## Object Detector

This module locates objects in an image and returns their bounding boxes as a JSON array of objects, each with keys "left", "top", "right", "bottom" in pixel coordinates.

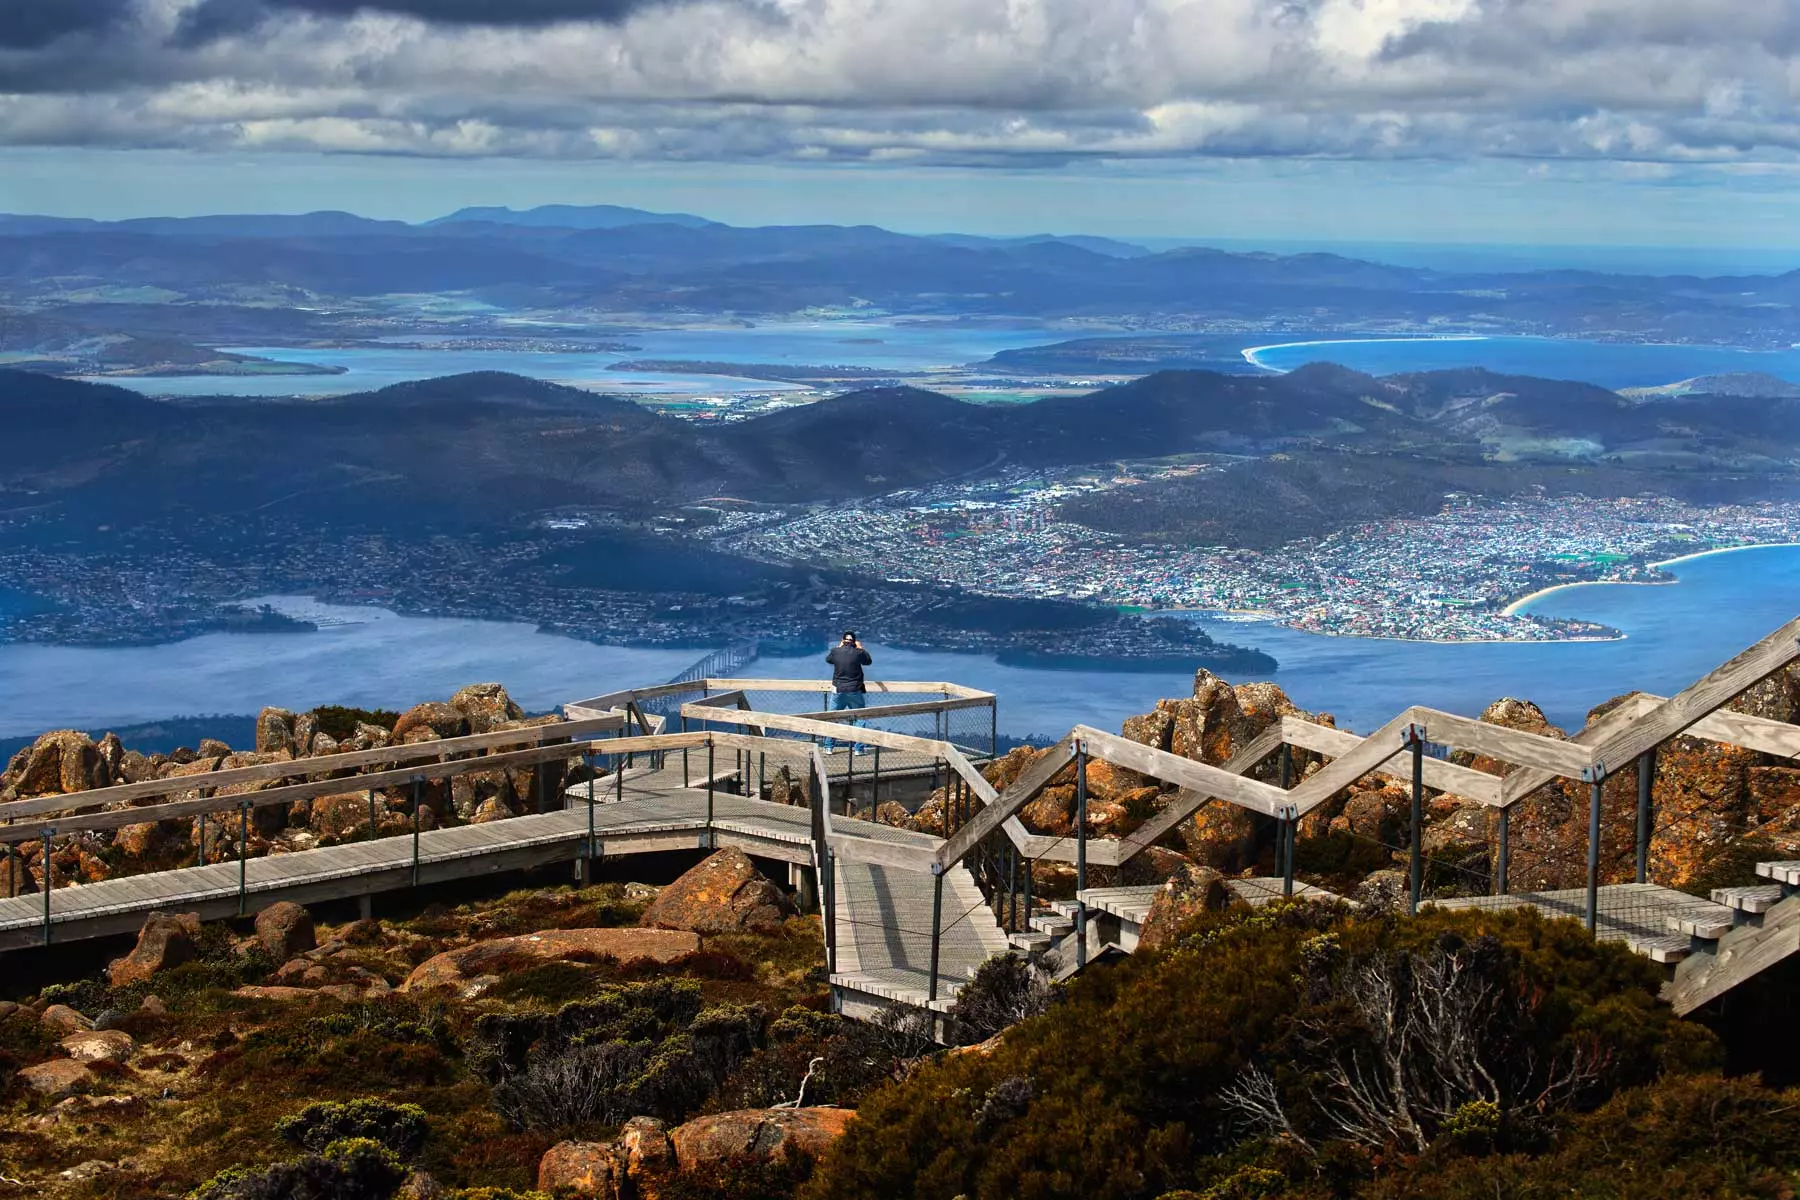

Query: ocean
[{"left": 1, "top": 547, "right": 1794, "bottom": 745}]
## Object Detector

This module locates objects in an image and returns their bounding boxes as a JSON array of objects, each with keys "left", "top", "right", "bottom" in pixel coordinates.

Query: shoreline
[
  {"left": 1502, "top": 542, "right": 1800, "bottom": 616},
  {"left": 1240, "top": 334, "right": 1490, "bottom": 371}
]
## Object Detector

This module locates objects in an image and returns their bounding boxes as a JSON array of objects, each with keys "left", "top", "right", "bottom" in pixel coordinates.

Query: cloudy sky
[{"left": 3, "top": 0, "right": 1799, "bottom": 248}]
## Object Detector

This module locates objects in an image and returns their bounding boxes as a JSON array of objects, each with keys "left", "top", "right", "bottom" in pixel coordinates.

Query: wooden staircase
[{"left": 1666, "top": 861, "right": 1800, "bottom": 1015}]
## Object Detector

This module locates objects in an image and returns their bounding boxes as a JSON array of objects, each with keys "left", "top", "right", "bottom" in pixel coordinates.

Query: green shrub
[
  {"left": 187, "top": 1137, "right": 405, "bottom": 1200},
  {"left": 802, "top": 906, "right": 1721, "bottom": 1200},
  {"left": 277, "top": 1097, "right": 431, "bottom": 1160}
]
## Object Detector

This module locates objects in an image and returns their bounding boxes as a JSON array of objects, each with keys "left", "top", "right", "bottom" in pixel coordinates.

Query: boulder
[
  {"left": 450, "top": 683, "right": 526, "bottom": 734},
  {"left": 308, "top": 792, "right": 379, "bottom": 842},
  {"left": 1135, "top": 864, "right": 1229, "bottom": 952},
  {"left": 13, "top": 731, "right": 99, "bottom": 797},
  {"left": 669, "top": 1107, "right": 855, "bottom": 1173},
  {"left": 470, "top": 795, "right": 514, "bottom": 824},
  {"left": 872, "top": 801, "right": 912, "bottom": 828},
  {"left": 40, "top": 1004, "right": 93, "bottom": 1035},
  {"left": 197, "top": 738, "right": 233, "bottom": 760},
  {"left": 17, "top": 1059, "right": 95, "bottom": 1097},
  {"left": 391, "top": 702, "right": 470, "bottom": 745},
  {"left": 537, "top": 1140, "right": 626, "bottom": 1199},
  {"left": 355, "top": 722, "right": 393, "bottom": 750},
  {"left": 255, "top": 708, "right": 296, "bottom": 754},
  {"left": 61, "top": 1030, "right": 134, "bottom": 1065},
  {"left": 253, "top": 902, "right": 316, "bottom": 960},
  {"left": 106, "top": 911, "right": 202, "bottom": 988},
  {"left": 1353, "top": 868, "right": 1411, "bottom": 913},
  {"left": 95, "top": 732, "right": 125, "bottom": 785},
  {"left": 291, "top": 712, "right": 320, "bottom": 758},
  {"left": 639, "top": 847, "right": 795, "bottom": 935},
  {"left": 619, "top": 1115, "right": 674, "bottom": 1180},
  {"left": 401, "top": 927, "right": 700, "bottom": 993}
]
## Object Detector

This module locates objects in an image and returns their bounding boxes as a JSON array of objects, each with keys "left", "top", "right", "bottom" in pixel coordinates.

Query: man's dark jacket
[{"left": 825, "top": 644, "right": 873, "bottom": 693}]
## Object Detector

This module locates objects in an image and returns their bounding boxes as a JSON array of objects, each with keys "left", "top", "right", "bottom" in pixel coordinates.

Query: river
[{"left": 1, "top": 546, "right": 1794, "bottom": 744}]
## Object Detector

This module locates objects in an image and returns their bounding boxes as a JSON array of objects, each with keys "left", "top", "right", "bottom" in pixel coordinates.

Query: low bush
[
  {"left": 277, "top": 1098, "right": 431, "bottom": 1160},
  {"left": 188, "top": 1137, "right": 406, "bottom": 1200}
]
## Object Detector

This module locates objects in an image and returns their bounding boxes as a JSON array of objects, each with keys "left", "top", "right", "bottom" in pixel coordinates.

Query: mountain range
[{"left": 3, "top": 365, "right": 1796, "bottom": 545}]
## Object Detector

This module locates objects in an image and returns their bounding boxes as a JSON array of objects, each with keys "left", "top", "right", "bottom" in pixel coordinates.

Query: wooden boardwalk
[{"left": 0, "top": 763, "right": 1007, "bottom": 1012}]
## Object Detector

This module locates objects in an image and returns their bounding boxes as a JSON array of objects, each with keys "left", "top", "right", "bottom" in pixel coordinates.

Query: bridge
[{"left": 0, "top": 616, "right": 1798, "bottom": 1025}]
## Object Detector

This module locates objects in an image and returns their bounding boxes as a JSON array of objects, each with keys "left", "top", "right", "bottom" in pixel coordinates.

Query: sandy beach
[{"left": 1240, "top": 334, "right": 1489, "bottom": 371}]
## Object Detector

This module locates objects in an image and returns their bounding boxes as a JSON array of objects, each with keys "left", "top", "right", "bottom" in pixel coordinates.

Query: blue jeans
[{"left": 829, "top": 691, "right": 866, "bottom": 750}]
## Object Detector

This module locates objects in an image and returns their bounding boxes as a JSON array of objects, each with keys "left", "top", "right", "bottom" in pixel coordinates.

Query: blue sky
[{"left": 4, "top": 0, "right": 1800, "bottom": 258}]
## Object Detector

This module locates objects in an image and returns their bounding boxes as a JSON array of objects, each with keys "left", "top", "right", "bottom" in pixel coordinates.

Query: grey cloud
[
  {"left": 174, "top": 0, "right": 692, "bottom": 44},
  {"left": 0, "top": 0, "right": 134, "bottom": 49}
]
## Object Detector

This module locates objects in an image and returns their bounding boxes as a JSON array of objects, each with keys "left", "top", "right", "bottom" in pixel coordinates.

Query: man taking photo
[{"left": 824, "top": 631, "right": 872, "bottom": 752}]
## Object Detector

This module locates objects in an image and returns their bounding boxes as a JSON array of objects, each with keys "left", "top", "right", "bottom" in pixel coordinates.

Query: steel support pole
[
  {"left": 586, "top": 753, "right": 597, "bottom": 866},
  {"left": 197, "top": 811, "right": 206, "bottom": 867},
  {"left": 1075, "top": 744, "right": 1089, "bottom": 969},
  {"left": 706, "top": 741, "right": 715, "bottom": 834},
  {"left": 1409, "top": 732, "right": 1424, "bottom": 916},
  {"left": 1586, "top": 778, "right": 1603, "bottom": 934},
  {"left": 990, "top": 700, "right": 998, "bottom": 760},
  {"left": 1496, "top": 807, "right": 1510, "bottom": 896},
  {"left": 1282, "top": 811, "right": 1296, "bottom": 898},
  {"left": 367, "top": 788, "right": 376, "bottom": 839},
  {"left": 411, "top": 777, "right": 423, "bottom": 887},
  {"left": 872, "top": 745, "right": 881, "bottom": 810},
  {"left": 41, "top": 828, "right": 53, "bottom": 945},
  {"left": 927, "top": 869, "right": 944, "bottom": 1003},
  {"left": 1635, "top": 750, "right": 1655, "bottom": 884},
  {"left": 238, "top": 802, "right": 249, "bottom": 915},
  {"left": 1022, "top": 846, "right": 1033, "bottom": 927},
  {"left": 681, "top": 714, "right": 690, "bottom": 786},
  {"left": 823, "top": 848, "right": 837, "bottom": 975}
]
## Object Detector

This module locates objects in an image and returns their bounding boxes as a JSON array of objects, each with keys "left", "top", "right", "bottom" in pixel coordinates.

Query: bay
[
  {"left": 1246, "top": 335, "right": 1800, "bottom": 389},
  {"left": 1, "top": 547, "right": 1793, "bottom": 745},
  {"left": 89, "top": 321, "right": 1063, "bottom": 399}
]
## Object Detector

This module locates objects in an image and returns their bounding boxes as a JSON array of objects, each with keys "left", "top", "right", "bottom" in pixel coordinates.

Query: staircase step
[
  {"left": 1009, "top": 931, "right": 1051, "bottom": 953},
  {"left": 1713, "top": 884, "right": 1786, "bottom": 915},
  {"left": 1627, "top": 933, "right": 1693, "bottom": 964},
  {"left": 1755, "top": 861, "right": 1800, "bottom": 887},
  {"left": 1663, "top": 910, "right": 1735, "bottom": 949},
  {"left": 1030, "top": 915, "right": 1074, "bottom": 937}
]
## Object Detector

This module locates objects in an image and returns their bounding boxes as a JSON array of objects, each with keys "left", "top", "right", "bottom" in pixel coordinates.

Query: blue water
[
  {"left": 1247, "top": 335, "right": 1800, "bottom": 390},
  {"left": 87, "top": 321, "right": 1062, "bottom": 399},
  {"left": 1, "top": 548, "right": 1793, "bottom": 743}
]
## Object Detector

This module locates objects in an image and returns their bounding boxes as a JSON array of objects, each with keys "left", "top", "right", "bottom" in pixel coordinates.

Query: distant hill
[
  {"left": 427, "top": 204, "right": 719, "bottom": 230},
  {"left": 1622, "top": 371, "right": 1800, "bottom": 400},
  {"left": 927, "top": 232, "right": 1153, "bottom": 258}
]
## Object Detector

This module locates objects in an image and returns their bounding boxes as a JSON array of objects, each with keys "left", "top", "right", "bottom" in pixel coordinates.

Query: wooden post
[
  {"left": 1586, "top": 777, "right": 1604, "bottom": 934},
  {"left": 941, "top": 761, "right": 950, "bottom": 839},
  {"left": 1279, "top": 744, "right": 1292, "bottom": 790},
  {"left": 1075, "top": 742, "right": 1089, "bottom": 969},
  {"left": 927, "top": 869, "right": 944, "bottom": 1003},
  {"left": 1495, "top": 807, "right": 1510, "bottom": 896},
  {"left": 1409, "top": 729, "right": 1424, "bottom": 916},
  {"left": 1635, "top": 750, "right": 1655, "bottom": 884},
  {"left": 238, "top": 801, "right": 249, "bottom": 915}
]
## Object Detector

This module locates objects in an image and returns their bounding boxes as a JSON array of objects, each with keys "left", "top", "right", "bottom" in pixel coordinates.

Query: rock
[
  {"left": 311, "top": 731, "right": 339, "bottom": 757},
  {"left": 1135, "top": 864, "right": 1229, "bottom": 952},
  {"left": 40, "top": 1005, "right": 93, "bottom": 1035},
  {"left": 471, "top": 795, "right": 514, "bottom": 824},
  {"left": 255, "top": 708, "right": 296, "bottom": 755},
  {"left": 291, "top": 712, "right": 320, "bottom": 758},
  {"left": 254, "top": 902, "right": 316, "bottom": 960},
  {"left": 355, "top": 722, "right": 392, "bottom": 750},
  {"left": 400, "top": 927, "right": 700, "bottom": 993},
  {"left": 231, "top": 985, "right": 319, "bottom": 1002},
  {"left": 1176, "top": 800, "right": 1262, "bottom": 873},
  {"left": 391, "top": 702, "right": 470, "bottom": 745},
  {"left": 1116, "top": 844, "right": 1193, "bottom": 887},
  {"left": 872, "top": 801, "right": 912, "bottom": 828},
  {"left": 95, "top": 733, "right": 125, "bottom": 785},
  {"left": 61, "top": 1030, "right": 134, "bottom": 1064},
  {"left": 639, "top": 847, "right": 796, "bottom": 935},
  {"left": 138, "top": 996, "right": 168, "bottom": 1016},
  {"left": 395, "top": 1172, "right": 447, "bottom": 1200},
  {"left": 106, "top": 911, "right": 202, "bottom": 988},
  {"left": 669, "top": 1108, "right": 855, "bottom": 1173},
  {"left": 537, "top": 1140, "right": 626, "bottom": 1198},
  {"left": 450, "top": 683, "right": 526, "bottom": 734},
  {"left": 118, "top": 750, "right": 156, "bottom": 784},
  {"left": 619, "top": 1115, "right": 674, "bottom": 1180},
  {"left": 14, "top": 731, "right": 99, "bottom": 797},
  {"left": 308, "top": 792, "right": 379, "bottom": 842},
  {"left": 197, "top": 738, "right": 233, "bottom": 760},
  {"left": 1353, "top": 868, "right": 1411, "bottom": 913},
  {"left": 17, "top": 1059, "right": 95, "bottom": 1097}
]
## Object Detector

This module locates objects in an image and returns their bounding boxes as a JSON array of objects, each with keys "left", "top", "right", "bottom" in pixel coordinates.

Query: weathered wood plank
[
  {"left": 0, "top": 716, "right": 625, "bottom": 823},
  {"left": 1497, "top": 693, "right": 1659, "bottom": 807},
  {"left": 1281, "top": 716, "right": 1504, "bottom": 805},
  {"left": 935, "top": 735, "right": 1076, "bottom": 870},
  {"left": 1667, "top": 892, "right": 1800, "bottom": 1014},
  {"left": 1595, "top": 615, "right": 1800, "bottom": 775},
  {"left": 1680, "top": 706, "right": 1800, "bottom": 760},
  {"left": 1074, "top": 727, "right": 1291, "bottom": 818},
  {"left": 1112, "top": 724, "right": 1289, "bottom": 863}
]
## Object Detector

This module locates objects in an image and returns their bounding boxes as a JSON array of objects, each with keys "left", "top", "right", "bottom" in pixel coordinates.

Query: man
[{"left": 824, "top": 631, "right": 872, "bottom": 752}]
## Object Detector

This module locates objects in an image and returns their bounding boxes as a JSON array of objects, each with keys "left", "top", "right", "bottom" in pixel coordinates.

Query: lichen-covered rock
[
  {"left": 619, "top": 1115, "right": 674, "bottom": 1181},
  {"left": 13, "top": 730, "right": 101, "bottom": 796},
  {"left": 291, "top": 711, "right": 320, "bottom": 758},
  {"left": 254, "top": 901, "right": 316, "bottom": 960},
  {"left": 308, "top": 792, "right": 380, "bottom": 842},
  {"left": 537, "top": 1139, "right": 626, "bottom": 1198},
  {"left": 17, "top": 1058, "right": 95, "bottom": 1097},
  {"left": 668, "top": 1107, "right": 855, "bottom": 1173},
  {"left": 450, "top": 683, "right": 526, "bottom": 733},
  {"left": 401, "top": 927, "right": 699, "bottom": 993},
  {"left": 255, "top": 707, "right": 296, "bottom": 754},
  {"left": 1135, "top": 863, "right": 1228, "bottom": 952},
  {"left": 106, "top": 911, "right": 202, "bottom": 988},
  {"left": 61, "top": 1029, "right": 134, "bottom": 1064},
  {"left": 391, "top": 702, "right": 470, "bottom": 745},
  {"left": 639, "top": 847, "right": 795, "bottom": 935},
  {"left": 1353, "top": 868, "right": 1411, "bottom": 912},
  {"left": 40, "top": 1004, "right": 93, "bottom": 1035}
]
